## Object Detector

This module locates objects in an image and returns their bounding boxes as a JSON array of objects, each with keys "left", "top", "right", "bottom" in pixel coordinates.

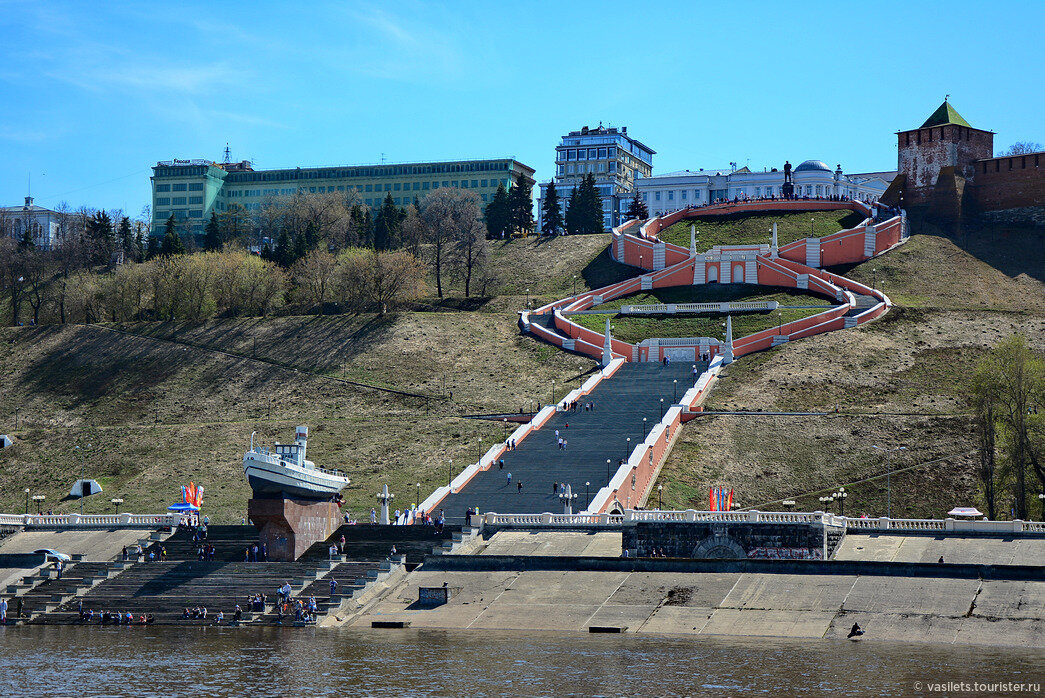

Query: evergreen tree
[
  {"left": 133, "top": 222, "right": 146, "bottom": 262},
  {"left": 274, "top": 228, "right": 294, "bottom": 267},
  {"left": 564, "top": 188, "right": 582, "bottom": 236},
  {"left": 160, "top": 214, "right": 186, "bottom": 256},
  {"left": 373, "top": 193, "right": 401, "bottom": 250},
  {"left": 540, "top": 181, "right": 563, "bottom": 236},
  {"left": 484, "top": 183, "right": 510, "bottom": 239},
  {"left": 625, "top": 194, "right": 649, "bottom": 221},
  {"left": 117, "top": 216, "right": 134, "bottom": 260},
  {"left": 292, "top": 229, "right": 308, "bottom": 260},
  {"left": 576, "top": 173, "right": 604, "bottom": 234},
  {"left": 304, "top": 219, "right": 319, "bottom": 252},
  {"left": 203, "top": 212, "right": 223, "bottom": 251},
  {"left": 18, "top": 225, "right": 34, "bottom": 250},
  {"left": 87, "top": 209, "right": 116, "bottom": 263},
  {"left": 507, "top": 174, "right": 534, "bottom": 235},
  {"left": 145, "top": 235, "right": 161, "bottom": 260}
]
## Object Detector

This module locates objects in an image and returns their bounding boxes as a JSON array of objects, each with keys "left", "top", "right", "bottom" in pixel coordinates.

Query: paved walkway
[{"left": 440, "top": 361, "right": 705, "bottom": 523}]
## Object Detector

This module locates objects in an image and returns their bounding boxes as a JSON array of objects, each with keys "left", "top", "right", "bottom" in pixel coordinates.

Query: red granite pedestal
[{"left": 247, "top": 498, "right": 342, "bottom": 561}]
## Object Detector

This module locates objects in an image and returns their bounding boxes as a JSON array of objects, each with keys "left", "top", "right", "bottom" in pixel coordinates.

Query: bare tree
[
  {"left": 999, "top": 142, "right": 1044, "bottom": 156},
  {"left": 292, "top": 249, "right": 337, "bottom": 314},
  {"left": 452, "top": 194, "right": 489, "bottom": 298},
  {"left": 367, "top": 249, "right": 426, "bottom": 315},
  {"left": 417, "top": 189, "right": 480, "bottom": 298}
]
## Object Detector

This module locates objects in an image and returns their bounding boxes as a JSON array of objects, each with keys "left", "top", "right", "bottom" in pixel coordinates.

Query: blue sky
[{"left": 1, "top": 0, "right": 1042, "bottom": 217}]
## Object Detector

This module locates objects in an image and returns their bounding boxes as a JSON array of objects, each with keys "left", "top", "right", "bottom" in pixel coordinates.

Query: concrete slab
[
  {"left": 824, "top": 612, "right": 962, "bottom": 644},
  {"left": 843, "top": 576, "right": 978, "bottom": 617},
  {"left": 480, "top": 531, "right": 620, "bottom": 557},
  {"left": 955, "top": 617, "right": 1045, "bottom": 647},
  {"left": 636, "top": 605, "right": 715, "bottom": 635},
  {"left": 606, "top": 572, "right": 740, "bottom": 608},
  {"left": 720, "top": 574, "right": 858, "bottom": 612},
  {"left": 972, "top": 580, "right": 1045, "bottom": 620},
  {"left": 500, "top": 570, "right": 629, "bottom": 605},
  {"left": 585, "top": 604, "right": 659, "bottom": 631},
  {"left": 467, "top": 603, "right": 604, "bottom": 631},
  {"left": 701, "top": 608, "right": 836, "bottom": 639},
  {"left": 1013, "top": 540, "right": 1045, "bottom": 567},
  {"left": 578, "top": 532, "right": 623, "bottom": 557},
  {"left": 833, "top": 534, "right": 904, "bottom": 562}
]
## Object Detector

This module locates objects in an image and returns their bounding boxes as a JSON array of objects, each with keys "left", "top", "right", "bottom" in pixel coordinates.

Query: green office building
[{"left": 150, "top": 156, "right": 536, "bottom": 235}]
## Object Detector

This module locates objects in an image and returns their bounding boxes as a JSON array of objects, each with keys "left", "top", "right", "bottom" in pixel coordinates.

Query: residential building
[
  {"left": 538, "top": 125, "right": 655, "bottom": 231},
  {"left": 627, "top": 161, "right": 893, "bottom": 218},
  {"left": 0, "top": 196, "right": 63, "bottom": 249},
  {"left": 150, "top": 156, "right": 536, "bottom": 236}
]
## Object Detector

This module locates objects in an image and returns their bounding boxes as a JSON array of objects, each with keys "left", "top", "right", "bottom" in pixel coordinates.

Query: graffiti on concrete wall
[{"left": 747, "top": 547, "right": 823, "bottom": 560}]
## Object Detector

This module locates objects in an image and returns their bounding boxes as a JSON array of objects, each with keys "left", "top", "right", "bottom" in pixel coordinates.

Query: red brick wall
[
  {"left": 970, "top": 153, "right": 1045, "bottom": 211},
  {"left": 897, "top": 126, "right": 993, "bottom": 204}
]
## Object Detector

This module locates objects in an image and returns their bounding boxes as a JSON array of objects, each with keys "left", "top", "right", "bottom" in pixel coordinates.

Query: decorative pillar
[
  {"left": 770, "top": 222, "right": 779, "bottom": 258},
  {"left": 723, "top": 315, "right": 734, "bottom": 364},
  {"left": 602, "top": 316, "right": 614, "bottom": 367},
  {"left": 377, "top": 484, "right": 394, "bottom": 525}
]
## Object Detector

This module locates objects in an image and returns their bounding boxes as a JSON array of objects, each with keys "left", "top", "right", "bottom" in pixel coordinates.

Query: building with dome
[{"left": 626, "top": 160, "right": 892, "bottom": 218}]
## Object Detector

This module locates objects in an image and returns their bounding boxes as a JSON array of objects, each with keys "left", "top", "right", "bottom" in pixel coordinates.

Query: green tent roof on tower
[{"left": 920, "top": 101, "right": 972, "bottom": 128}]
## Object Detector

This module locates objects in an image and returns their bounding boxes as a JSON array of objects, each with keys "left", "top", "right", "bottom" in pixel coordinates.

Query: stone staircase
[
  {"left": 14, "top": 561, "right": 126, "bottom": 621},
  {"left": 143, "top": 525, "right": 260, "bottom": 562},
  {"left": 825, "top": 526, "right": 846, "bottom": 559},
  {"left": 41, "top": 560, "right": 333, "bottom": 625},
  {"left": 298, "top": 524, "right": 463, "bottom": 564}
]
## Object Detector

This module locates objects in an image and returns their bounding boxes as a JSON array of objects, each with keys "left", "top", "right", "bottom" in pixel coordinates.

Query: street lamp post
[
  {"left": 526, "top": 287, "right": 530, "bottom": 308},
  {"left": 673, "top": 379, "right": 678, "bottom": 402},
  {"left": 111, "top": 498, "right": 123, "bottom": 514},
  {"left": 660, "top": 398, "right": 664, "bottom": 418},
  {"left": 872, "top": 445, "right": 906, "bottom": 519},
  {"left": 872, "top": 267, "right": 877, "bottom": 290},
  {"left": 810, "top": 218, "right": 815, "bottom": 236},
  {"left": 625, "top": 437, "right": 631, "bottom": 460},
  {"left": 448, "top": 458, "right": 452, "bottom": 488},
  {"left": 657, "top": 484, "right": 663, "bottom": 510},
  {"left": 585, "top": 481, "right": 590, "bottom": 509},
  {"left": 835, "top": 487, "right": 848, "bottom": 517},
  {"left": 32, "top": 495, "right": 45, "bottom": 515},
  {"left": 1038, "top": 493, "right": 1044, "bottom": 521},
  {"left": 416, "top": 483, "right": 421, "bottom": 508},
  {"left": 24, "top": 488, "right": 30, "bottom": 515},
  {"left": 572, "top": 275, "right": 577, "bottom": 296},
  {"left": 642, "top": 417, "right": 647, "bottom": 439},
  {"left": 606, "top": 459, "right": 612, "bottom": 480},
  {"left": 782, "top": 499, "right": 796, "bottom": 511},
  {"left": 819, "top": 495, "right": 832, "bottom": 512},
  {"left": 503, "top": 418, "right": 508, "bottom": 441}
]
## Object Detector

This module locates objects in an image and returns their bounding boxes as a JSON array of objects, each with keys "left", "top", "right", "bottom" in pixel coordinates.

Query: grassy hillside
[
  {"left": 659, "top": 209, "right": 863, "bottom": 249},
  {"left": 657, "top": 229, "right": 1045, "bottom": 518},
  {"left": 0, "top": 235, "right": 622, "bottom": 522}
]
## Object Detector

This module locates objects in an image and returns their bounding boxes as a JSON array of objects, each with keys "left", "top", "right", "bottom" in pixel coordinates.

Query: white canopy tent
[{"left": 69, "top": 478, "right": 103, "bottom": 499}]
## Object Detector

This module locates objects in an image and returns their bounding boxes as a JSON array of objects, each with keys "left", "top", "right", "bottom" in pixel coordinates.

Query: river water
[{"left": 0, "top": 626, "right": 1041, "bottom": 696}]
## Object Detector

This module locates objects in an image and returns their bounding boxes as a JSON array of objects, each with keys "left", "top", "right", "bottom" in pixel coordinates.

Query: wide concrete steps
[{"left": 144, "top": 525, "right": 260, "bottom": 563}]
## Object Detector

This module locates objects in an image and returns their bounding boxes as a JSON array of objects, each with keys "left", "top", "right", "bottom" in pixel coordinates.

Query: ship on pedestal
[{"left": 243, "top": 426, "right": 349, "bottom": 500}]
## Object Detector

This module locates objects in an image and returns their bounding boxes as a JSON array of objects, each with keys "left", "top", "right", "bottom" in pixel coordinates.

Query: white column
[
  {"left": 723, "top": 315, "right": 734, "bottom": 364},
  {"left": 771, "top": 222, "right": 778, "bottom": 258},
  {"left": 602, "top": 316, "right": 613, "bottom": 367},
  {"left": 377, "top": 484, "right": 393, "bottom": 525}
]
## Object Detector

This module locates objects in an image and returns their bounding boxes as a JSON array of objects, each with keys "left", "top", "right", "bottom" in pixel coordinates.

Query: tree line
[
  {"left": 539, "top": 173, "right": 615, "bottom": 236},
  {"left": 0, "top": 183, "right": 533, "bottom": 326},
  {"left": 972, "top": 334, "right": 1044, "bottom": 520}
]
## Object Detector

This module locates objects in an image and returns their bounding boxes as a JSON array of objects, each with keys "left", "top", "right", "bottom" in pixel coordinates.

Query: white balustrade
[{"left": 0, "top": 512, "right": 178, "bottom": 528}]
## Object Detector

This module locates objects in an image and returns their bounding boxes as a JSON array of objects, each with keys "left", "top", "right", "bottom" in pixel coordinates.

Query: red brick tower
[{"left": 892, "top": 100, "right": 994, "bottom": 208}]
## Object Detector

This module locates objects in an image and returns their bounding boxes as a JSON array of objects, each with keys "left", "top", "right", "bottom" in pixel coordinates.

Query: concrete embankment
[{"left": 345, "top": 534, "right": 1045, "bottom": 647}]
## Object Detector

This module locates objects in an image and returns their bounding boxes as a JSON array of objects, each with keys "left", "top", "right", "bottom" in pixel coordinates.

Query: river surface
[{"left": 0, "top": 625, "right": 1041, "bottom": 696}]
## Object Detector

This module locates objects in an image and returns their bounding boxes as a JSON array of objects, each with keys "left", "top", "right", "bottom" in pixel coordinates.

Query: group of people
[
  {"left": 276, "top": 597, "right": 317, "bottom": 624},
  {"left": 197, "top": 544, "right": 219, "bottom": 561},
  {"left": 247, "top": 593, "right": 267, "bottom": 612},
  {"left": 560, "top": 399, "right": 594, "bottom": 412},
  {"left": 84, "top": 609, "right": 153, "bottom": 625},
  {"left": 244, "top": 543, "right": 269, "bottom": 562}
]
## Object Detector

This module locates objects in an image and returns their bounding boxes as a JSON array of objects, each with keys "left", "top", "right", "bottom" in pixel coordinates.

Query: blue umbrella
[{"left": 167, "top": 502, "right": 200, "bottom": 512}]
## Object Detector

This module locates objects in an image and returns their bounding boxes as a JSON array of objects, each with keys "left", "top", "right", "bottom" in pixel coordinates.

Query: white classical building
[
  {"left": 0, "top": 196, "right": 63, "bottom": 250},
  {"left": 628, "top": 160, "right": 894, "bottom": 218}
]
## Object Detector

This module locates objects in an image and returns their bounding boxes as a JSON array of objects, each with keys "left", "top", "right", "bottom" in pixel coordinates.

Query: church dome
[{"left": 794, "top": 160, "right": 831, "bottom": 172}]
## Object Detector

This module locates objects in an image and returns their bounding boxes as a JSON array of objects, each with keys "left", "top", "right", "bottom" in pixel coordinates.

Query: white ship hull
[{"left": 243, "top": 453, "right": 349, "bottom": 500}]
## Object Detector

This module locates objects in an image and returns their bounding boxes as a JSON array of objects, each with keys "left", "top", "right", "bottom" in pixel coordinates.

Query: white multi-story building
[
  {"left": 628, "top": 160, "right": 894, "bottom": 218},
  {"left": 0, "top": 197, "right": 63, "bottom": 250},
  {"left": 538, "top": 124, "right": 655, "bottom": 231}
]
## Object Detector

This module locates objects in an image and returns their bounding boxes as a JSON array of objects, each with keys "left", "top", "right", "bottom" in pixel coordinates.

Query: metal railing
[{"left": 480, "top": 509, "right": 1044, "bottom": 534}]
